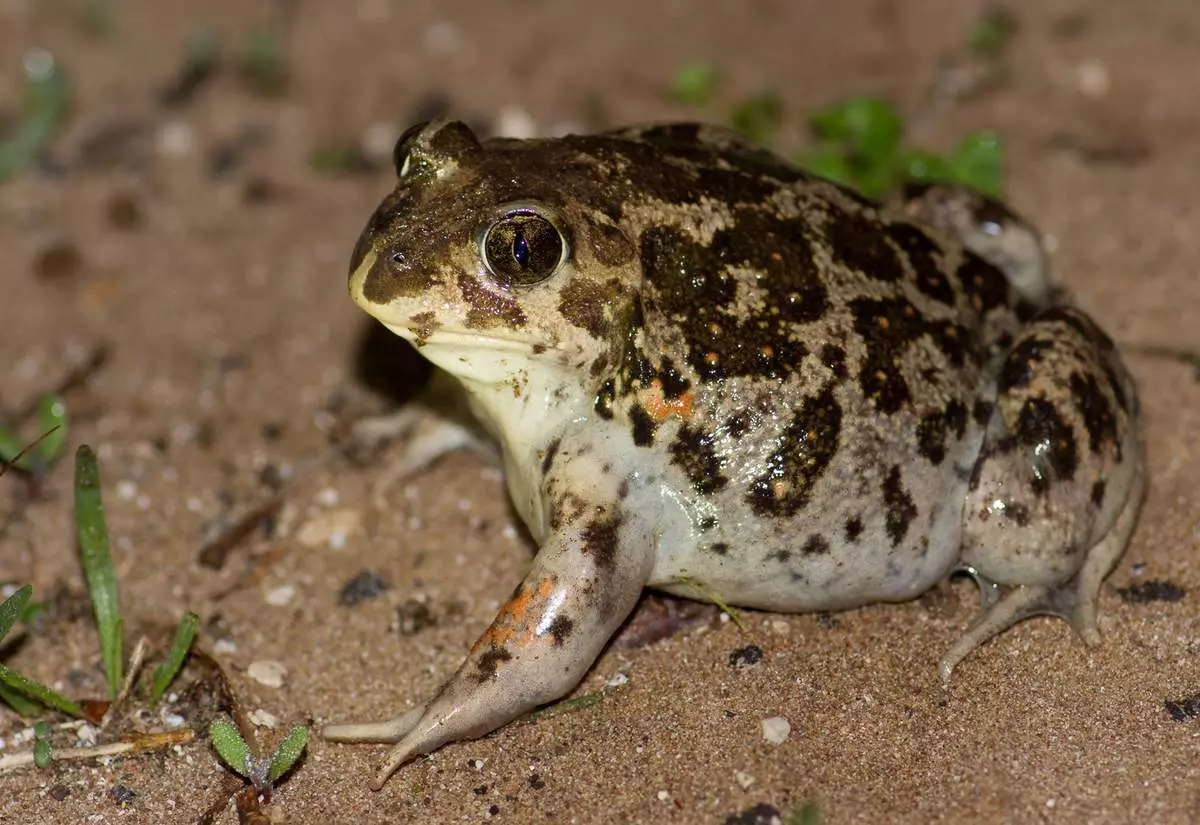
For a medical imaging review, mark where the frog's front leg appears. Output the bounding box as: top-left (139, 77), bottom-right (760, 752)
top-left (940, 305), bottom-right (1144, 683)
top-left (322, 464), bottom-right (654, 790)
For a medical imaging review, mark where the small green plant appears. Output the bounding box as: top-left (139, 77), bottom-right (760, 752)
top-left (729, 89), bottom-right (783, 146)
top-left (0, 394), bottom-right (68, 473)
top-left (32, 721), bottom-right (53, 768)
top-left (798, 97), bottom-right (1003, 198)
top-left (210, 716), bottom-right (309, 797)
top-left (669, 61), bottom-right (723, 107)
top-left (1, 445), bottom-right (199, 720)
top-left (0, 586), bottom-right (84, 716)
top-left (0, 50), bottom-right (71, 185)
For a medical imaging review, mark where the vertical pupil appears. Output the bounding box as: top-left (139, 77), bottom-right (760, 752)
top-left (512, 227), bottom-right (530, 268)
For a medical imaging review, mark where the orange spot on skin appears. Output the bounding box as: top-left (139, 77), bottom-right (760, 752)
top-left (470, 576), bottom-right (559, 654)
top-left (638, 379), bottom-right (694, 422)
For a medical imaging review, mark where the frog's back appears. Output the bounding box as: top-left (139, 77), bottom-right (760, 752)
top-left (580, 126), bottom-right (1034, 611)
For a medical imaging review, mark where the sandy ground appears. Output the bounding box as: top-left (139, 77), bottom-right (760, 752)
top-left (1, 1), bottom-right (1199, 823)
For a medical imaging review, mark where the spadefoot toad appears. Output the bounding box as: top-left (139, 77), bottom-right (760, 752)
top-left (322, 120), bottom-right (1144, 790)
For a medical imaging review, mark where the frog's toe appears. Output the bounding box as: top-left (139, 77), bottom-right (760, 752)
top-left (321, 703), bottom-right (427, 745)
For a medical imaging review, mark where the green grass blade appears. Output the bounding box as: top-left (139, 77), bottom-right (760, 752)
top-left (267, 725), bottom-right (309, 783)
top-left (33, 721), bottom-right (53, 768)
top-left (209, 717), bottom-right (252, 778)
top-left (150, 612), bottom-right (199, 704)
top-left (0, 680), bottom-right (44, 716)
top-left (74, 444), bottom-right (123, 699)
top-left (0, 585), bottom-right (32, 643)
top-left (34, 396), bottom-right (68, 464)
top-left (0, 663), bottom-right (83, 716)
top-left (0, 50), bottom-right (71, 185)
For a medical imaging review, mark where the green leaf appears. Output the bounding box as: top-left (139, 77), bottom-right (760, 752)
top-left (33, 720), bottom-right (53, 768)
top-left (0, 585), bottom-right (32, 643)
top-left (809, 97), bottom-right (903, 165)
top-left (34, 396), bottom-right (68, 464)
top-left (797, 144), bottom-right (855, 187)
top-left (950, 130), bottom-right (1003, 196)
top-left (899, 148), bottom-right (955, 184)
top-left (209, 717), bottom-right (252, 778)
top-left (0, 663), bottom-right (83, 717)
top-left (787, 799), bottom-right (824, 825)
top-left (669, 61), bottom-right (722, 107)
top-left (267, 725), bottom-right (309, 783)
top-left (0, 427), bottom-right (31, 473)
top-left (0, 680), bottom-right (43, 716)
top-left (150, 612), bottom-right (199, 704)
top-left (729, 90), bottom-right (782, 146)
top-left (74, 445), bottom-right (123, 699)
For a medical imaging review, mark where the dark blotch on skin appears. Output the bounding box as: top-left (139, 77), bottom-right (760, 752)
top-left (957, 254), bottom-right (1012, 313)
top-left (1000, 336), bottom-right (1054, 392)
top-left (844, 516), bottom-right (863, 542)
top-left (559, 277), bottom-right (615, 338)
top-left (698, 515), bottom-right (718, 531)
top-left (1004, 502), bottom-right (1030, 527)
top-left (669, 424), bottom-right (729, 495)
top-left (581, 512), bottom-right (622, 570)
top-left (825, 208), bottom-right (906, 282)
top-left (747, 385), bottom-right (842, 516)
top-left (658, 357), bottom-right (692, 400)
top-left (457, 272), bottom-right (527, 330)
top-left (821, 343), bottom-right (847, 380)
top-left (1091, 479), bottom-right (1106, 507)
top-left (1016, 398), bottom-right (1078, 486)
top-left (639, 215), bottom-right (823, 383)
top-left (888, 222), bottom-right (956, 306)
top-left (408, 311), bottom-right (441, 345)
top-left (541, 438), bottom-right (561, 476)
top-left (972, 399), bottom-right (994, 426)
top-left (1069, 371), bottom-right (1119, 454)
top-left (629, 403), bottom-right (656, 446)
top-left (546, 616), bottom-right (575, 646)
top-left (801, 534), bottom-right (830, 556)
top-left (594, 379), bottom-right (616, 419)
top-left (726, 411), bottom-right (752, 439)
top-left (476, 646), bottom-right (513, 681)
top-left (882, 465), bottom-right (918, 547)
top-left (708, 542), bottom-right (730, 555)
top-left (916, 400), bottom-right (968, 465)
top-left (767, 549), bottom-right (791, 563)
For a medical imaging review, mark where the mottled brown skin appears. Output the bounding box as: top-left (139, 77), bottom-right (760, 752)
top-left (324, 121), bottom-right (1144, 789)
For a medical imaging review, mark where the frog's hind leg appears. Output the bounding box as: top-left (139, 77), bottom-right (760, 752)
top-left (940, 455), bottom-right (1144, 683)
top-left (321, 494), bottom-right (654, 790)
top-left (942, 305), bottom-right (1143, 684)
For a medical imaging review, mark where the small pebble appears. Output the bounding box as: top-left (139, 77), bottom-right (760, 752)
top-left (264, 584), bottom-right (296, 606)
top-left (657, 790), bottom-right (671, 802)
top-left (247, 660), bottom-right (287, 688)
top-left (297, 508), bottom-right (361, 549)
top-left (249, 708), bottom-right (279, 728)
top-left (48, 784), bottom-right (70, 801)
top-left (761, 716), bottom-right (791, 745)
top-left (734, 770), bottom-right (755, 790)
top-left (728, 645), bottom-right (764, 668)
top-left (339, 570), bottom-right (391, 606)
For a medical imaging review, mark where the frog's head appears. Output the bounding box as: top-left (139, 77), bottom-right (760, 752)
top-left (348, 120), bottom-right (641, 387)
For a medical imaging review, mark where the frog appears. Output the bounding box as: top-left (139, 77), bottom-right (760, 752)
top-left (321, 120), bottom-right (1144, 790)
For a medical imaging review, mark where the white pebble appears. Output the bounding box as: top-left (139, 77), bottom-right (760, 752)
top-left (249, 708), bottom-right (279, 728)
top-left (247, 660), bottom-right (287, 688)
top-left (116, 480), bottom-right (138, 501)
top-left (735, 770), bottom-right (755, 789)
top-left (657, 790), bottom-right (670, 802)
top-left (264, 584), bottom-right (296, 606)
top-left (761, 716), bottom-right (791, 745)
top-left (213, 638), bottom-right (238, 655)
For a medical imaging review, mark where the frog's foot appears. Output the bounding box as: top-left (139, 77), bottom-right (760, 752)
top-left (321, 498), bottom-right (654, 790)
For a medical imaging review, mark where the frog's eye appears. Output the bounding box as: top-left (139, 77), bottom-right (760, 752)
top-left (393, 121), bottom-right (431, 178)
top-left (480, 210), bottom-right (567, 287)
